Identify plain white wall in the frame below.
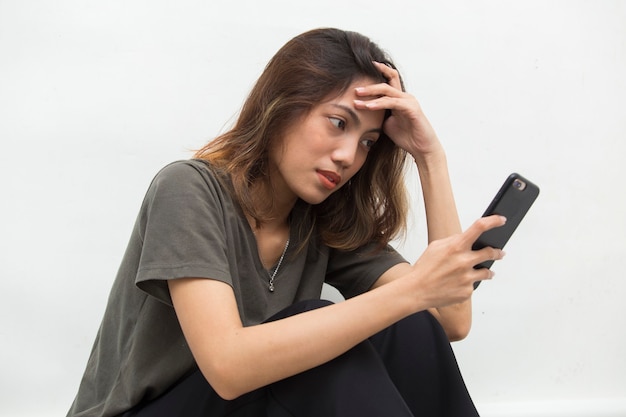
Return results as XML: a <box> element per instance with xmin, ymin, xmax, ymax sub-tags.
<box><xmin>1</xmin><ymin>1</ymin><xmax>625</xmax><ymax>416</ymax></box>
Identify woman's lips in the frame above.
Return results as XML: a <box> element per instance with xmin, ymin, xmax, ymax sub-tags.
<box><xmin>317</xmin><ymin>170</ymin><xmax>342</xmax><ymax>190</ymax></box>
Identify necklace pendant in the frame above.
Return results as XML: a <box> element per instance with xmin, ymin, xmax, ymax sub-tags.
<box><xmin>266</xmin><ymin>238</ymin><xmax>289</xmax><ymax>294</ymax></box>
<box><xmin>267</xmin><ymin>239</ymin><xmax>289</xmax><ymax>292</ymax></box>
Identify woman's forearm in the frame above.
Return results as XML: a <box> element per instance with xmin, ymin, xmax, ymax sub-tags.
<box><xmin>414</xmin><ymin>149</ymin><xmax>473</xmax><ymax>340</ymax></box>
<box><xmin>172</xmin><ymin>216</ymin><xmax>504</xmax><ymax>399</ymax></box>
<box><xmin>170</xmin><ymin>276</ymin><xmax>420</xmax><ymax>400</ymax></box>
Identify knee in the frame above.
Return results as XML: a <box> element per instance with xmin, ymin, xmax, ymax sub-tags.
<box><xmin>293</xmin><ymin>299</ymin><xmax>334</xmax><ymax>312</ymax></box>
<box><xmin>370</xmin><ymin>310</ymin><xmax>450</xmax><ymax>352</ymax></box>
<box><xmin>265</xmin><ymin>299</ymin><xmax>334</xmax><ymax>322</ymax></box>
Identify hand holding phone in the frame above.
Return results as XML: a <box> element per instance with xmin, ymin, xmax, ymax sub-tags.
<box><xmin>473</xmin><ymin>173</ymin><xmax>540</xmax><ymax>289</ymax></box>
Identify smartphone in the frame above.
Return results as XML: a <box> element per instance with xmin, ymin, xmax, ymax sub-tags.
<box><xmin>472</xmin><ymin>173</ymin><xmax>540</xmax><ymax>289</ymax></box>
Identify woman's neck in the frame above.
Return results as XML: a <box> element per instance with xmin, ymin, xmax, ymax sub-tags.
<box><xmin>248</xmin><ymin>176</ymin><xmax>297</xmax><ymax>228</ymax></box>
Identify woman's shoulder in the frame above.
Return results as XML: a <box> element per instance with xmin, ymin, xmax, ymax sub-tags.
<box><xmin>150</xmin><ymin>159</ymin><xmax>227</xmax><ymax>188</ymax></box>
<box><xmin>136</xmin><ymin>159</ymin><xmax>234</xmax><ymax>209</ymax></box>
<box><xmin>155</xmin><ymin>158</ymin><xmax>217</xmax><ymax>178</ymax></box>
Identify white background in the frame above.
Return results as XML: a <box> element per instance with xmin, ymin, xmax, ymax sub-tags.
<box><xmin>1</xmin><ymin>1</ymin><xmax>625</xmax><ymax>416</ymax></box>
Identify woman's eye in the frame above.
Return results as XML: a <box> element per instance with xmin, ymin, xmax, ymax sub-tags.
<box><xmin>329</xmin><ymin>117</ymin><xmax>346</xmax><ymax>130</ymax></box>
<box><xmin>360</xmin><ymin>138</ymin><xmax>378</xmax><ymax>150</ymax></box>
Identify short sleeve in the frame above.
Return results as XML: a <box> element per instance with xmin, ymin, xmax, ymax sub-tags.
<box><xmin>134</xmin><ymin>161</ymin><xmax>232</xmax><ymax>305</ymax></box>
<box><xmin>325</xmin><ymin>243</ymin><xmax>407</xmax><ymax>299</ymax></box>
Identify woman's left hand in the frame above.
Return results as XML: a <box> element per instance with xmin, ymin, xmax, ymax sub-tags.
<box><xmin>353</xmin><ymin>61</ymin><xmax>442</xmax><ymax>162</ymax></box>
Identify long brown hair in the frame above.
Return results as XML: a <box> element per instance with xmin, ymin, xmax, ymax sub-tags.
<box><xmin>195</xmin><ymin>28</ymin><xmax>408</xmax><ymax>250</ymax></box>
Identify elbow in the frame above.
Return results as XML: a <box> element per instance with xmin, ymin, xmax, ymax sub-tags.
<box><xmin>198</xmin><ymin>358</ymin><xmax>249</xmax><ymax>401</ymax></box>
<box><xmin>210</xmin><ymin>381</ymin><xmax>241</xmax><ymax>402</ymax></box>
<box><xmin>214</xmin><ymin>388</ymin><xmax>242</xmax><ymax>402</ymax></box>
<box><xmin>444</xmin><ymin>321</ymin><xmax>471</xmax><ymax>342</ymax></box>
<box><xmin>429</xmin><ymin>306</ymin><xmax>473</xmax><ymax>342</ymax></box>
<box><xmin>446</xmin><ymin>328</ymin><xmax>469</xmax><ymax>342</ymax></box>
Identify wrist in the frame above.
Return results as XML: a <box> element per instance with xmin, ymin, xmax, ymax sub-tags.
<box><xmin>412</xmin><ymin>147</ymin><xmax>447</xmax><ymax>173</ymax></box>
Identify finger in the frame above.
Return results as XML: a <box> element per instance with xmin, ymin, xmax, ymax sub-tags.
<box><xmin>353</xmin><ymin>95</ymin><xmax>405</xmax><ymax>112</ymax></box>
<box><xmin>355</xmin><ymin>82</ymin><xmax>403</xmax><ymax>99</ymax></box>
<box><xmin>373</xmin><ymin>61</ymin><xmax>402</xmax><ymax>90</ymax></box>
<box><xmin>474</xmin><ymin>267</ymin><xmax>495</xmax><ymax>282</ymax></box>
<box><xmin>472</xmin><ymin>246</ymin><xmax>506</xmax><ymax>265</ymax></box>
<box><xmin>461</xmin><ymin>215</ymin><xmax>507</xmax><ymax>246</ymax></box>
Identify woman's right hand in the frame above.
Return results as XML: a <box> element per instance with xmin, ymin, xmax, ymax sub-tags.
<box><xmin>410</xmin><ymin>215</ymin><xmax>507</xmax><ymax>308</ymax></box>
<box><xmin>354</xmin><ymin>61</ymin><xmax>443</xmax><ymax>163</ymax></box>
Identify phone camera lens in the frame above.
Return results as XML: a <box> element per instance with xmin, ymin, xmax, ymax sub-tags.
<box><xmin>513</xmin><ymin>179</ymin><xmax>527</xmax><ymax>191</ymax></box>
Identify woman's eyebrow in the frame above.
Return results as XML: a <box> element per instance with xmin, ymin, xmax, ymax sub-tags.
<box><xmin>330</xmin><ymin>103</ymin><xmax>361</xmax><ymax>127</ymax></box>
<box><xmin>330</xmin><ymin>103</ymin><xmax>382</xmax><ymax>133</ymax></box>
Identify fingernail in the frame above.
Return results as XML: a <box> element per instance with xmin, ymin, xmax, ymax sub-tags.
<box><xmin>355</xmin><ymin>87</ymin><xmax>366</xmax><ymax>93</ymax></box>
<box><xmin>500</xmin><ymin>216</ymin><xmax>507</xmax><ymax>223</ymax></box>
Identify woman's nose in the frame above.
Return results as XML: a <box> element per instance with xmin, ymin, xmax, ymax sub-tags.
<box><xmin>331</xmin><ymin>137</ymin><xmax>360</xmax><ymax>168</ymax></box>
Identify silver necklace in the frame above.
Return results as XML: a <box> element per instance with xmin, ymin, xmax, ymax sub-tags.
<box><xmin>268</xmin><ymin>238</ymin><xmax>289</xmax><ymax>292</ymax></box>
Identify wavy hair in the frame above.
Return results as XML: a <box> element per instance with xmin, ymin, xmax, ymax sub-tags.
<box><xmin>194</xmin><ymin>28</ymin><xmax>409</xmax><ymax>250</ymax></box>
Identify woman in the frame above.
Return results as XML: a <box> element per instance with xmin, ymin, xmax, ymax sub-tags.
<box><xmin>68</xmin><ymin>28</ymin><xmax>505</xmax><ymax>417</ymax></box>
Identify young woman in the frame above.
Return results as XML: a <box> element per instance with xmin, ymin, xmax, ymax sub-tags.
<box><xmin>68</xmin><ymin>28</ymin><xmax>505</xmax><ymax>417</ymax></box>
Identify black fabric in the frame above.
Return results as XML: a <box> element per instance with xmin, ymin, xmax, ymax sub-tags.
<box><xmin>369</xmin><ymin>310</ymin><xmax>478</xmax><ymax>416</ymax></box>
<box><xmin>122</xmin><ymin>300</ymin><xmax>479</xmax><ymax>417</ymax></box>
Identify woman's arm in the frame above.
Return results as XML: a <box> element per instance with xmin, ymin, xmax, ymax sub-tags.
<box><xmin>415</xmin><ymin>150</ymin><xmax>472</xmax><ymax>341</ymax></box>
<box><xmin>355</xmin><ymin>62</ymin><xmax>503</xmax><ymax>341</ymax></box>
<box><xmin>169</xmin><ymin>216</ymin><xmax>503</xmax><ymax>400</ymax></box>
<box><xmin>372</xmin><ymin>150</ymin><xmax>473</xmax><ymax>341</ymax></box>
<box><xmin>169</xmin><ymin>276</ymin><xmax>413</xmax><ymax>400</ymax></box>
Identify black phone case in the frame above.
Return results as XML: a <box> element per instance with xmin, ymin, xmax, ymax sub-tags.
<box><xmin>472</xmin><ymin>173</ymin><xmax>540</xmax><ymax>289</ymax></box>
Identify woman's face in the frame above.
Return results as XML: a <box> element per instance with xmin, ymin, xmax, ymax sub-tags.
<box><xmin>270</xmin><ymin>78</ymin><xmax>385</xmax><ymax>205</ymax></box>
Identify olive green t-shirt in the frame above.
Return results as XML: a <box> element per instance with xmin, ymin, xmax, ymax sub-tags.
<box><xmin>67</xmin><ymin>159</ymin><xmax>406</xmax><ymax>417</ymax></box>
